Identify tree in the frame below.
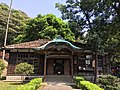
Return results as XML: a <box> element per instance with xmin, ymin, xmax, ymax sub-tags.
<box><xmin>0</xmin><ymin>60</ymin><xmax>5</xmax><ymax>78</ymax></box>
<box><xmin>0</xmin><ymin>3</ymin><xmax>30</xmax><ymax>48</ymax></box>
<box><xmin>15</xmin><ymin>62</ymin><xmax>34</xmax><ymax>81</ymax></box>
<box><xmin>14</xmin><ymin>14</ymin><xmax>75</xmax><ymax>43</ymax></box>
<box><xmin>55</xmin><ymin>0</ymin><xmax>120</xmax><ymax>63</ymax></box>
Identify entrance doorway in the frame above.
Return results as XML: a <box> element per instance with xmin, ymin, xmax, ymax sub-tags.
<box><xmin>46</xmin><ymin>58</ymin><xmax>71</xmax><ymax>75</ymax></box>
<box><xmin>54</xmin><ymin>59</ymin><xmax>64</xmax><ymax>75</ymax></box>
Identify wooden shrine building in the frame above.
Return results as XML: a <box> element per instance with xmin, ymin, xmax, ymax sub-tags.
<box><xmin>4</xmin><ymin>36</ymin><xmax>110</xmax><ymax>81</ymax></box>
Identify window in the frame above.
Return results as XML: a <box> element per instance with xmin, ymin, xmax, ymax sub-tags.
<box><xmin>78</xmin><ymin>55</ymin><xmax>85</xmax><ymax>59</ymax></box>
<box><xmin>28</xmin><ymin>59</ymin><xmax>33</xmax><ymax>64</ymax></box>
<box><xmin>98</xmin><ymin>55</ymin><xmax>103</xmax><ymax>67</ymax></box>
<box><xmin>16</xmin><ymin>53</ymin><xmax>40</xmax><ymax>74</ymax></box>
<box><xmin>17</xmin><ymin>59</ymin><xmax>23</xmax><ymax>64</ymax></box>
<box><xmin>86</xmin><ymin>55</ymin><xmax>92</xmax><ymax>59</ymax></box>
<box><xmin>86</xmin><ymin>60</ymin><xmax>90</xmax><ymax>65</ymax></box>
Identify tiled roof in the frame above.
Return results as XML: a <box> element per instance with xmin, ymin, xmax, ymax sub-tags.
<box><xmin>5</xmin><ymin>39</ymin><xmax>50</xmax><ymax>49</ymax></box>
<box><xmin>34</xmin><ymin>36</ymin><xmax>81</xmax><ymax>50</ymax></box>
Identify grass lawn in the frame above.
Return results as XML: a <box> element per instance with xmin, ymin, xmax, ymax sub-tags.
<box><xmin>0</xmin><ymin>81</ymin><xmax>23</xmax><ymax>90</ymax></box>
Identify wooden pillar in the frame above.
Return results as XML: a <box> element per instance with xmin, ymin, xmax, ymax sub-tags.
<box><xmin>94</xmin><ymin>51</ymin><xmax>98</xmax><ymax>83</ymax></box>
<box><xmin>105</xmin><ymin>54</ymin><xmax>109</xmax><ymax>74</ymax></box>
<box><xmin>102</xmin><ymin>55</ymin><xmax>105</xmax><ymax>74</ymax></box>
<box><xmin>71</xmin><ymin>52</ymin><xmax>73</xmax><ymax>76</ymax></box>
<box><xmin>71</xmin><ymin>52</ymin><xmax>74</xmax><ymax>83</ymax></box>
<box><xmin>71</xmin><ymin>58</ymin><xmax>73</xmax><ymax>76</ymax></box>
<box><xmin>44</xmin><ymin>51</ymin><xmax>47</xmax><ymax>81</ymax></box>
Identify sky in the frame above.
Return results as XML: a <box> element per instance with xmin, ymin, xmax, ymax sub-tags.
<box><xmin>0</xmin><ymin>0</ymin><xmax>66</xmax><ymax>18</ymax></box>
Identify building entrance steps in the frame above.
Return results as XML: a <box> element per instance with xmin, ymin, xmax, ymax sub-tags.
<box><xmin>45</xmin><ymin>75</ymin><xmax>73</xmax><ymax>83</ymax></box>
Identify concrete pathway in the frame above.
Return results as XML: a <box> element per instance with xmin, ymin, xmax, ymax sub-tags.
<box><xmin>39</xmin><ymin>82</ymin><xmax>73</xmax><ymax>90</ymax></box>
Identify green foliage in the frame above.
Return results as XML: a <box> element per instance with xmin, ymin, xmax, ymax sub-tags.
<box><xmin>98</xmin><ymin>75</ymin><xmax>120</xmax><ymax>90</ymax></box>
<box><xmin>16</xmin><ymin>78</ymin><xmax>42</xmax><ymax>90</ymax></box>
<box><xmin>75</xmin><ymin>76</ymin><xmax>85</xmax><ymax>81</ymax></box>
<box><xmin>75</xmin><ymin>76</ymin><xmax>103</xmax><ymax>90</ymax></box>
<box><xmin>75</xmin><ymin>76</ymin><xmax>85</xmax><ymax>88</ymax></box>
<box><xmin>15</xmin><ymin>14</ymin><xmax>75</xmax><ymax>43</ymax></box>
<box><xmin>0</xmin><ymin>76</ymin><xmax>6</xmax><ymax>80</ymax></box>
<box><xmin>15</xmin><ymin>62</ymin><xmax>34</xmax><ymax>75</ymax></box>
<box><xmin>0</xmin><ymin>3</ymin><xmax>30</xmax><ymax>48</ymax></box>
<box><xmin>0</xmin><ymin>60</ymin><xmax>5</xmax><ymax>77</ymax></box>
<box><xmin>80</xmin><ymin>81</ymin><xmax>103</xmax><ymax>90</ymax></box>
<box><xmin>56</xmin><ymin>0</ymin><xmax>120</xmax><ymax>64</ymax></box>
<box><xmin>110</xmin><ymin>54</ymin><xmax>120</xmax><ymax>77</ymax></box>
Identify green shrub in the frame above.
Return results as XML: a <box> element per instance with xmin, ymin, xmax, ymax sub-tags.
<box><xmin>15</xmin><ymin>62</ymin><xmax>34</xmax><ymax>75</ymax></box>
<box><xmin>0</xmin><ymin>76</ymin><xmax>6</xmax><ymax>80</ymax></box>
<box><xmin>75</xmin><ymin>76</ymin><xmax>103</xmax><ymax>90</ymax></box>
<box><xmin>98</xmin><ymin>75</ymin><xmax>120</xmax><ymax>90</ymax></box>
<box><xmin>16</xmin><ymin>78</ymin><xmax>42</xmax><ymax>90</ymax></box>
<box><xmin>0</xmin><ymin>60</ymin><xmax>5</xmax><ymax>78</ymax></box>
<box><xmin>80</xmin><ymin>81</ymin><xmax>103</xmax><ymax>90</ymax></box>
<box><xmin>28</xmin><ymin>78</ymin><xmax>42</xmax><ymax>89</ymax></box>
<box><xmin>75</xmin><ymin>76</ymin><xmax>85</xmax><ymax>81</ymax></box>
<box><xmin>75</xmin><ymin>76</ymin><xmax>85</xmax><ymax>88</ymax></box>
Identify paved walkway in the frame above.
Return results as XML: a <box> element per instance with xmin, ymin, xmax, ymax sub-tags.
<box><xmin>39</xmin><ymin>82</ymin><xmax>73</xmax><ymax>90</ymax></box>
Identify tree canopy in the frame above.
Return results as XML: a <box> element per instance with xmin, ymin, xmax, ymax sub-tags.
<box><xmin>14</xmin><ymin>14</ymin><xmax>75</xmax><ymax>43</ymax></box>
<box><xmin>0</xmin><ymin>3</ymin><xmax>30</xmax><ymax>48</ymax></box>
<box><xmin>55</xmin><ymin>0</ymin><xmax>120</xmax><ymax>62</ymax></box>
<box><xmin>1</xmin><ymin>1</ymin><xmax>120</xmax><ymax>64</ymax></box>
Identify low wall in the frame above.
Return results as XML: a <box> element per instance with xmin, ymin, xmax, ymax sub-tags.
<box><xmin>6</xmin><ymin>75</ymin><xmax>43</xmax><ymax>81</ymax></box>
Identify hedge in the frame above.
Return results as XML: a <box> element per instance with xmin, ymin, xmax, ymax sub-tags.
<box><xmin>98</xmin><ymin>75</ymin><xmax>120</xmax><ymax>90</ymax></box>
<box><xmin>75</xmin><ymin>76</ymin><xmax>85</xmax><ymax>88</ymax></box>
<box><xmin>75</xmin><ymin>76</ymin><xmax>103</xmax><ymax>90</ymax></box>
<box><xmin>16</xmin><ymin>78</ymin><xmax>42</xmax><ymax>90</ymax></box>
<box><xmin>80</xmin><ymin>81</ymin><xmax>103</xmax><ymax>90</ymax></box>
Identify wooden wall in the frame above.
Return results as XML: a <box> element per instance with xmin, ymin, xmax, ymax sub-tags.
<box><xmin>7</xmin><ymin>51</ymin><xmax>110</xmax><ymax>76</ymax></box>
<box><xmin>7</xmin><ymin>52</ymin><xmax>44</xmax><ymax>75</ymax></box>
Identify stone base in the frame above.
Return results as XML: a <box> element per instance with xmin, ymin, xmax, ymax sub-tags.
<box><xmin>6</xmin><ymin>75</ymin><xmax>43</xmax><ymax>81</ymax></box>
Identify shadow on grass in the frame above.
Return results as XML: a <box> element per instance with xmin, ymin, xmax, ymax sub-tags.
<box><xmin>9</xmin><ymin>82</ymin><xmax>28</xmax><ymax>85</ymax></box>
<box><xmin>9</xmin><ymin>82</ymin><xmax>23</xmax><ymax>85</ymax></box>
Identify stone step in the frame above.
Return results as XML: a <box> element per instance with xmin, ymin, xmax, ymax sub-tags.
<box><xmin>6</xmin><ymin>75</ymin><xmax>43</xmax><ymax>81</ymax></box>
<box><xmin>46</xmin><ymin>75</ymin><xmax>73</xmax><ymax>83</ymax></box>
